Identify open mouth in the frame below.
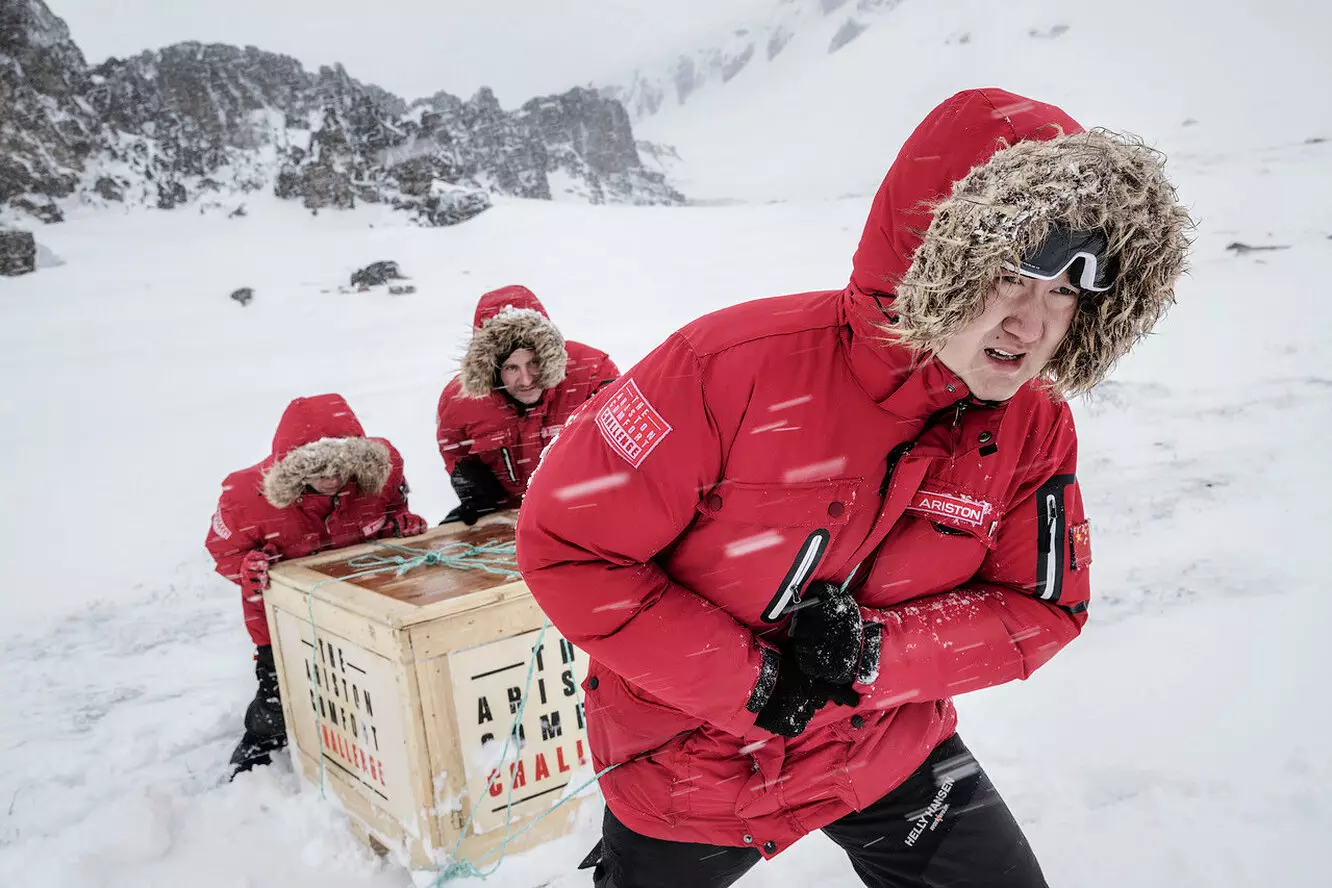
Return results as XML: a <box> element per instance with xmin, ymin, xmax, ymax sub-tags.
<box><xmin>984</xmin><ymin>347</ymin><xmax>1025</xmax><ymax>364</ymax></box>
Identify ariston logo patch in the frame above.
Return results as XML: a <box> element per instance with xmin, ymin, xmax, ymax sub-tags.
<box><xmin>906</xmin><ymin>489</ymin><xmax>992</xmax><ymax>530</ymax></box>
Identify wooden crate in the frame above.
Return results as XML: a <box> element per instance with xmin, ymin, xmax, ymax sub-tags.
<box><xmin>263</xmin><ymin>513</ymin><xmax>594</xmax><ymax>869</ymax></box>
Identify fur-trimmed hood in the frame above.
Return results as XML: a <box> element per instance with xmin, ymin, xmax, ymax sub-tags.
<box><xmin>261</xmin><ymin>394</ymin><xmax>391</xmax><ymax>508</ymax></box>
<box><xmin>459</xmin><ymin>285</ymin><xmax>568</xmax><ymax>398</ymax></box>
<box><xmin>850</xmin><ymin>88</ymin><xmax>1193</xmax><ymax>399</ymax></box>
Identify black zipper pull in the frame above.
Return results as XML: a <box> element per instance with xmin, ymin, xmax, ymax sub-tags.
<box><xmin>761</xmin><ymin>530</ymin><xmax>830</xmax><ymax>624</ymax></box>
<box><xmin>878</xmin><ymin>442</ymin><xmax>915</xmax><ymax>497</ymax></box>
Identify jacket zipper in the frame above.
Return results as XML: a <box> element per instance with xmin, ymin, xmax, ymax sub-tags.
<box><xmin>323</xmin><ymin>493</ymin><xmax>339</xmax><ymax>546</ymax></box>
<box><xmin>762</xmin><ymin>529</ymin><xmax>829</xmax><ymax>623</ymax></box>
<box><xmin>500</xmin><ymin>446</ymin><xmax>518</xmax><ymax>483</ymax></box>
<box><xmin>1041</xmin><ymin>493</ymin><xmax>1059</xmax><ymax>598</ymax></box>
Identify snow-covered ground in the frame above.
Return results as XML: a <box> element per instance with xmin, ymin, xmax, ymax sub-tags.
<box><xmin>3</xmin><ymin>0</ymin><xmax>1330</xmax><ymax>885</ymax></box>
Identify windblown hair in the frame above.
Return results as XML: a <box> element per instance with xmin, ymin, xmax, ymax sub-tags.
<box><xmin>459</xmin><ymin>307</ymin><xmax>568</xmax><ymax>398</ymax></box>
<box><xmin>893</xmin><ymin>130</ymin><xmax>1194</xmax><ymax>398</ymax></box>
<box><xmin>262</xmin><ymin>437</ymin><xmax>392</xmax><ymax>508</ymax></box>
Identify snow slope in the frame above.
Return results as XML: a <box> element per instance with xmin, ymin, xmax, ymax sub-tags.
<box><xmin>2</xmin><ymin>0</ymin><xmax>1330</xmax><ymax>885</ymax></box>
<box><xmin>638</xmin><ymin>0</ymin><xmax>1332</xmax><ymax>203</ymax></box>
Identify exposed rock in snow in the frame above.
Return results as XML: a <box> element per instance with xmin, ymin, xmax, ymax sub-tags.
<box><xmin>0</xmin><ymin>227</ymin><xmax>36</xmax><ymax>275</ymax></box>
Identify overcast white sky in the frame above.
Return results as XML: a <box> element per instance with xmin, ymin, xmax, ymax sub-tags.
<box><xmin>54</xmin><ymin>0</ymin><xmax>775</xmax><ymax>105</ymax></box>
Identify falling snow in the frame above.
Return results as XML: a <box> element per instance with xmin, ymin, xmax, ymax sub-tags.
<box><xmin>2</xmin><ymin>0</ymin><xmax>1330</xmax><ymax>886</ymax></box>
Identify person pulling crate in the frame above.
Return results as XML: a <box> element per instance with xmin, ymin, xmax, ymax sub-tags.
<box><xmin>205</xmin><ymin>393</ymin><xmax>427</xmax><ymax>776</ymax></box>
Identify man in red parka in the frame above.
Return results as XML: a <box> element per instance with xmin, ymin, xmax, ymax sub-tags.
<box><xmin>206</xmin><ymin>393</ymin><xmax>426</xmax><ymax>775</ymax></box>
<box><xmin>517</xmin><ymin>88</ymin><xmax>1192</xmax><ymax>887</ymax></box>
<box><xmin>436</xmin><ymin>285</ymin><xmax>618</xmax><ymax>524</ymax></box>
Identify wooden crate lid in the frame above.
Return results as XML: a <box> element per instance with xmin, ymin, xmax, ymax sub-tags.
<box><xmin>270</xmin><ymin>513</ymin><xmax>531</xmax><ymax>628</ymax></box>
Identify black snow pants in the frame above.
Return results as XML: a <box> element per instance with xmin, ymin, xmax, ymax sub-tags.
<box><xmin>583</xmin><ymin>734</ymin><xmax>1048</xmax><ymax>888</ymax></box>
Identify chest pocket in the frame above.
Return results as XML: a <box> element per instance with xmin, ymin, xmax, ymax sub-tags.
<box><xmin>902</xmin><ymin>483</ymin><xmax>1001</xmax><ymax>549</ymax></box>
<box><xmin>698</xmin><ymin>478</ymin><xmax>860</xmax><ymax>527</ymax></box>
<box><xmin>469</xmin><ymin>427</ymin><xmax>519</xmax><ymax>483</ymax></box>
<box><xmin>860</xmin><ymin>480</ymin><xmax>1000</xmax><ymax>608</ymax></box>
<box><xmin>694</xmin><ymin>478</ymin><xmax>862</xmax><ymax>625</ymax></box>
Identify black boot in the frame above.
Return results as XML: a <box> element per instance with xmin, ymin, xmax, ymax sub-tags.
<box><xmin>229</xmin><ymin>645</ymin><xmax>287</xmax><ymax>777</ymax></box>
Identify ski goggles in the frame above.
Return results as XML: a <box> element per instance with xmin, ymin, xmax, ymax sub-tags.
<box><xmin>1013</xmin><ymin>226</ymin><xmax>1118</xmax><ymax>293</ymax></box>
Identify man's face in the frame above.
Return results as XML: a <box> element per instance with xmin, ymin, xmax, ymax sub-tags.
<box><xmin>500</xmin><ymin>348</ymin><xmax>543</xmax><ymax>405</ymax></box>
<box><xmin>933</xmin><ymin>270</ymin><xmax>1081</xmax><ymax>402</ymax></box>
<box><xmin>307</xmin><ymin>473</ymin><xmax>347</xmax><ymax>496</ymax></box>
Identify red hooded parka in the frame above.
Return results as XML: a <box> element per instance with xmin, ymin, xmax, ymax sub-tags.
<box><xmin>516</xmin><ymin>89</ymin><xmax>1094</xmax><ymax>855</ymax></box>
<box><xmin>436</xmin><ymin>285</ymin><xmax>619</xmax><ymax>505</ymax></box>
<box><xmin>206</xmin><ymin>394</ymin><xmax>420</xmax><ymax>646</ymax></box>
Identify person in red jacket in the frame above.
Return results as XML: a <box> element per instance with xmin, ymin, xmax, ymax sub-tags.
<box><xmin>206</xmin><ymin>393</ymin><xmax>426</xmax><ymax>775</ymax></box>
<box><xmin>517</xmin><ymin>88</ymin><xmax>1192</xmax><ymax>888</ymax></box>
<box><xmin>436</xmin><ymin>285</ymin><xmax>618</xmax><ymax>523</ymax></box>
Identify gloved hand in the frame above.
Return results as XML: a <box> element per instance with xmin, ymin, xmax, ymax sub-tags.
<box><xmin>448</xmin><ymin>459</ymin><xmax>507</xmax><ymax>526</ymax></box>
<box><xmin>754</xmin><ymin>652</ymin><xmax>860</xmax><ymax>738</ymax></box>
<box><xmin>239</xmin><ymin>550</ymin><xmax>270</xmax><ymax>592</ymax></box>
<box><xmin>391</xmin><ymin>511</ymin><xmax>428</xmax><ymax>538</ymax></box>
<box><xmin>790</xmin><ymin>580</ymin><xmax>868</xmax><ymax>685</ymax></box>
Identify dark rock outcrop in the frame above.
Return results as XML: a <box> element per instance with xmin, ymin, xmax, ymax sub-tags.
<box><xmin>0</xmin><ymin>0</ymin><xmax>99</xmax><ymax>207</ymax></box>
<box><xmin>350</xmin><ymin>261</ymin><xmax>404</xmax><ymax>289</ymax></box>
<box><xmin>0</xmin><ymin>227</ymin><xmax>36</xmax><ymax>275</ymax></box>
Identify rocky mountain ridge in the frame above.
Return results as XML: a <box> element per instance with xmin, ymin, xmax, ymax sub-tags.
<box><xmin>0</xmin><ymin>0</ymin><xmax>681</xmax><ymax>226</ymax></box>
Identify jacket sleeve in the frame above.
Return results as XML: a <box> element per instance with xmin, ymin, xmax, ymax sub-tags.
<box><xmin>205</xmin><ymin>489</ymin><xmax>266</xmax><ymax>586</ymax></box>
<box><xmin>517</xmin><ymin>333</ymin><xmax>774</xmax><ymax>736</ymax></box>
<box><xmin>853</xmin><ymin>407</ymin><xmax>1090</xmax><ymax>705</ymax></box>
<box><xmin>205</xmin><ymin>488</ymin><xmax>274</xmax><ymax>646</ymax></box>
<box><xmin>436</xmin><ymin>381</ymin><xmax>472</xmax><ymax>474</ymax></box>
<box><xmin>376</xmin><ymin>442</ymin><xmax>417</xmax><ymax>535</ymax></box>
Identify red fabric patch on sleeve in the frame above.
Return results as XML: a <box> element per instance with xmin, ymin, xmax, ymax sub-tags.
<box><xmin>595</xmin><ymin>379</ymin><xmax>673</xmax><ymax>468</ymax></box>
<box><xmin>1069</xmin><ymin>520</ymin><xmax>1092</xmax><ymax>570</ymax></box>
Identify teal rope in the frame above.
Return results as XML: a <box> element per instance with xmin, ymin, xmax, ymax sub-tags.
<box><xmin>296</xmin><ymin>538</ymin><xmax>616</xmax><ymax>882</ymax></box>
<box><xmin>426</xmin><ymin>620</ymin><xmax>620</xmax><ymax>884</ymax></box>
<box><xmin>429</xmin><ymin>621</ymin><xmax>548</xmax><ymax>882</ymax></box>
<box><xmin>347</xmin><ymin>540</ymin><xmax>521</xmax><ymax>579</ymax></box>
<box><xmin>429</xmin><ymin>763</ymin><xmax>620</xmax><ymax>883</ymax></box>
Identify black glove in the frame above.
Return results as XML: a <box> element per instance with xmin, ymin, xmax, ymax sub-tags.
<box><xmin>790</xmin><ymin>580</ymin><xmax>867</xmax><ymax>685</ymax></box>
<box><xmin>753</xmin><ymin>651</ymin><xmax>859</xmax><ymax>738</ymax></box>
<box><xmin>448</xmin><ymin>458</ymin><xmax>507</xmax><ymax>526</ymax></box>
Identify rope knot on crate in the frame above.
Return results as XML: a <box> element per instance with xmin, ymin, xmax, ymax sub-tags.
<box><xmin>347</xmin><ymin>540</ymin><xmax>521</xmax><ymax>580</ymax></box>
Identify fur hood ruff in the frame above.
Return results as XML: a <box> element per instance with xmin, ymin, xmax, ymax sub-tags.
<box><xmin>262</xmin><ymin>436</ymin><xmax>391</xmax><ymax>508</ymax></box>
<box><xmin>459</xmin><ymin>306</ymin><xmax>568</xmax><ymax>398</ymax></box>
<box><xmin>893</xmin><ymin>129</ymin><xmax>1194</xmax><ymax>398</ymax></box>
